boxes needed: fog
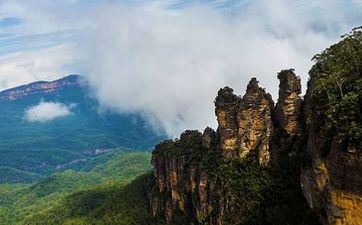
[80,0,362,137]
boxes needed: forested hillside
[0,75,164,183]
[0,151,154,225]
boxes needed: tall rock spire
[237,78,274,164]
[214,78,274,164]
[274,69,301,136]
[214,86,240,158]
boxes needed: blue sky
[0,0,361,135]
[0,0,361,59]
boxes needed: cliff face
[274,70,301,136]
[150,130,216,224]
[215,78,274,164]
[150,29,362,225]
[300,87,362,225]
[299,29,362,225]
[151,72,303,225]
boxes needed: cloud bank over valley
[0,0,362,136]
[82,0,362,136]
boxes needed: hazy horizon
[0,0,361,136]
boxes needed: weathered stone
[150,130,210,224]
[214,79,274,164]
[299,74,362,225]
[215,87,240,158]
[150,65,362,225]
[274,69,301,136]
[202,127,216,149]
[237,78,274,164]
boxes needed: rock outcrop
[298,29,362,225]
[236,78,274,164]
[215,78,274,164]
[150,130,215,224]
[149,29,362,225]
[150,75,300,225]
[215,87,240,158]
[274,69,301,136]
[299,88,362,225]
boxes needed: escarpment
[150,130,216,224]
[149,28,362,225]
[299,29,362,225]
[150,72,307,225]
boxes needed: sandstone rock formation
[150,130,215,224]
[236,78,274,164]
[274,69,301,136]
[150,56,361,224]
[298,29,362,225]
[150,75,300,225]
[299,77,362,225]
[215,78,274,164]
[214,86,240,158]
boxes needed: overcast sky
[0,0,361,136]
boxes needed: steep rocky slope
[150,70,316,225]
[299,29,362,225]
[150,28,362,225]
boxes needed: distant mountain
[0,75,165,183]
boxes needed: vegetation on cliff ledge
[151,129,320,225]
[309,27,362,153]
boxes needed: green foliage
[207,154,320,225]
[0,151,154,225]
[92,152,152,183]
[0,167,42,183]
[0,78,164,182]
[309,27,362,151]
[212,158,273,225]
[153,130,204,158]
[20,174,165,225]
[152,129,320,225]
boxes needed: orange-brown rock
[215,79,274,164]
[274,69,301,136]
[0,75,82,101]
[299,63,362,225]
[150,130,215,224]
[150,61,362,225]
[299,118,362,225]
[215,87,240,158]
[237,78,274,164]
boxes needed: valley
[0,75,165,183]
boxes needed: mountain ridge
[0,74,165,183]
[0,75,84,101]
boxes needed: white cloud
[25,101,72,122]
[1,0,362,137]
[0,44,78,91]
[81,0,362,137]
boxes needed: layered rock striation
[274,69,301,136]
[299,29,362,225]
[150,71,303,225]
[150,130,216,224]
[150,29,362,224]
[215,78,274,164]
